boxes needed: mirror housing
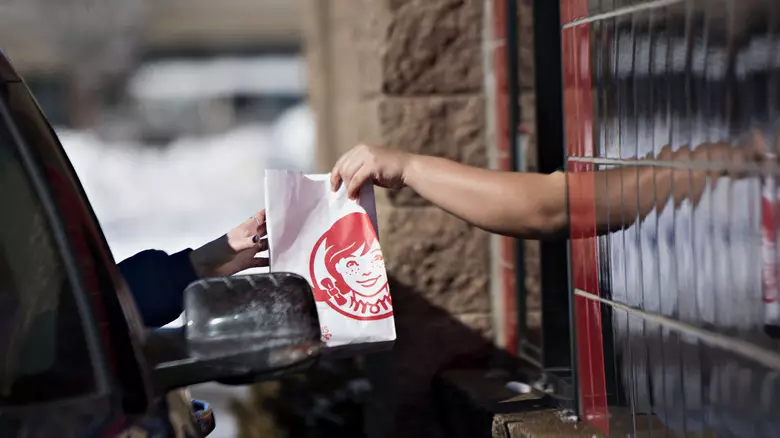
[145,273,322,391]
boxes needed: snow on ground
[60,106,314,262]
[57,104,315,438]
[60,123,272,262]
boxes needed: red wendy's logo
[309,212,393,321]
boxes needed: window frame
[506,0,579,413]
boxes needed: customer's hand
[189,210,268,278]
[331,144,414,199]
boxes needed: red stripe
[45,167,117,370]
[562,2,610,432]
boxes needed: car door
[0,54,161,437]
[1,52,216,438]
[0,78,120,438]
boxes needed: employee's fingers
[339,154,363,192]
[250,257,270,268]
[347,165,371,200]
[331,149,355,191]
[331,162,343,191]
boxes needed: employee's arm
[331,132,765,239]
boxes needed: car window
[4,80,150,413]
[0,110,97,406]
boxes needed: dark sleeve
[118,249,199,327]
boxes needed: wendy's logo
[309,212,392,321]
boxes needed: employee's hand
[189,210,269,278]
[331,144,414,199]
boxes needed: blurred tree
[29,0,147,73]
[0,0,148,127]
[230,359,370,438]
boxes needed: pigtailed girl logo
[309,212,393,321]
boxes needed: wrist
[189,237,233,278]
[188,247,210,278]
[401,153,421,189]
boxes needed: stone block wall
[300,0,497,436]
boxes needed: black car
[0,51,323,438]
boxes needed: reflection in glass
[564,1,780,436]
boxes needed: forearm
[401,154,709,239]
[119,212,267,327]
[404,155,569,239]
[385,137,760,239]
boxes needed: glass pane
[0,106,96,406]
[563,0,780,436]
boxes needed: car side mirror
[145,273,322,392]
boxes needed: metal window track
[574,288,780,372]
[562,0,685,29]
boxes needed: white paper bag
[264,170,396,348]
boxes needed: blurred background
[0,1,318,437]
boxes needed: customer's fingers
[251,220,267,239]
[249,257,270,268]
[252,210,266,225]
[248,211,267,238]
[252,236,269,252]
[260,221,268,238]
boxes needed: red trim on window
[562,3,609,433]
[491,0,520,353]
[45,166,117,370]
[501,238,518,353]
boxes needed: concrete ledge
[433,369,561,437]
[432,368,689,437]
[432,369,612,438]
[500,410,602,438]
